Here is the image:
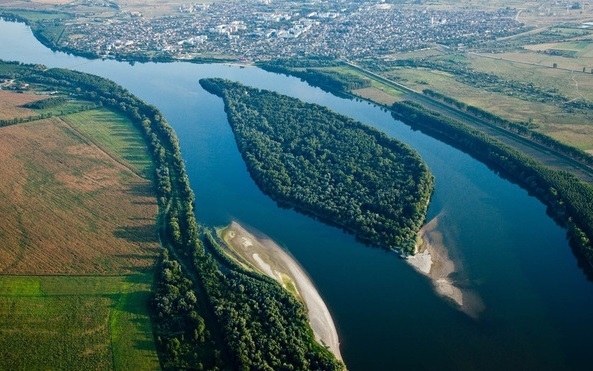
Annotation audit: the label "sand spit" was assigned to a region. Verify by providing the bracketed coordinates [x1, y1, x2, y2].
[406, 214, 484, 318]
[221, 222, 342, 360]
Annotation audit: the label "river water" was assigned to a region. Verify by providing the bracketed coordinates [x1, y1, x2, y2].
[2, 19, 593, 370]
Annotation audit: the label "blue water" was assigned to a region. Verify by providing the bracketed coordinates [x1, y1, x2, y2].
[2, 19, 593, 370]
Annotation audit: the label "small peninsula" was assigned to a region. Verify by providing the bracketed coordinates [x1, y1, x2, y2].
[200, 78, 434, 254]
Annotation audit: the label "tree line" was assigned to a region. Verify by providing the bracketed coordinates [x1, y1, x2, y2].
[259, 60, 371, 95]
[422, 88, 593, 167]
[392, 100, 593, 274]
[22, 96, 67, 109]
[200, 77, 434, 255]
[0, 60, 344, 370]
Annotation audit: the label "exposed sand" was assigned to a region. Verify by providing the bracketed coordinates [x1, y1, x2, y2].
[221, 222, 342, 360]
[406, 214, 484, 318]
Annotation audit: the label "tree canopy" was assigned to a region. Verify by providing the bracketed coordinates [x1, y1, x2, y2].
[1, 60, 344, 370]
[201, 78, 434, 254]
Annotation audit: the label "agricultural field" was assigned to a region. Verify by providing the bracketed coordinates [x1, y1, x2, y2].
[355, 19, 593, 151]
[376, 60, 593, 150]
[0, 90, 48, 120]
[0, 91, 160, 369]
[0, 274, 158, 370]
[324, 66, 405, 106]
[62, 109, 153, 178]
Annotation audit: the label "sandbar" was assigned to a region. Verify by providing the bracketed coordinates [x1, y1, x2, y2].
[221, 221, 342, 360]
[406, 214, 484, 318]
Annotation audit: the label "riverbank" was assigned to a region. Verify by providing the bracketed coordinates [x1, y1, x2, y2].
[221, 221, 342, 360]
[406, 214, 484, 318]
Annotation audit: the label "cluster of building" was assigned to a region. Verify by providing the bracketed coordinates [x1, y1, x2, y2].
[60, 0, 524, 61]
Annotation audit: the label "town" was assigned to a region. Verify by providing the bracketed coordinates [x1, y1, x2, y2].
[59, 0, 525, 61]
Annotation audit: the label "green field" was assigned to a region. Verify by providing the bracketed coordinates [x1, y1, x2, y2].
[0, 274, 159, 370]
[347, 51, 593, 151]
[27, 98, 97, 117]
[62, 108, 153, 178]
[0, 85, 161, 370]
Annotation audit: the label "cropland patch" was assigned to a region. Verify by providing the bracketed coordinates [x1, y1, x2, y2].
[0, 274, 159, 370]
[0, 90, 46, 120]
[0, 90, 160, 369]
[0, 113, 159, 274]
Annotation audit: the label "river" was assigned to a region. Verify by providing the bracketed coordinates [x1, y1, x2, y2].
[2, 19, 593, 370]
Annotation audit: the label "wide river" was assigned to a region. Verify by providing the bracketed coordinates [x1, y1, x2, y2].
[2, 19, 593, 370]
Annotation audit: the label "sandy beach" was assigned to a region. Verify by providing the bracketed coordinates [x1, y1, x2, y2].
[221, 222, 342, 360]
[406, 214, 484, 318]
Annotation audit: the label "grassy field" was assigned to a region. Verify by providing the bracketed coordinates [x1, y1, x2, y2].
[63, 108, 153, 178]
[0, 274, 159, 370]
[348, 41, 593, 150]
[326, 65, 405, 105]
[0, 91, 160, 369]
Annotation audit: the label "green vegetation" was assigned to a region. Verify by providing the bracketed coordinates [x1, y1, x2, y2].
[202, 232, 343, 370]
[391, 100, 593, 273]
[0, 60, 161, 369]
[422, 88, 593, 167]
[260, 60, 372, 96]
[63, 108, 154, 177]
[358, 48, 593, 150]
[1, 61, 343, 369]
[22, 96, 67, 109]
[200, 78, 434, 254]
[0, 274, 159, 370]
[151, 251, 219, 370]
[0, 93, 99, 128]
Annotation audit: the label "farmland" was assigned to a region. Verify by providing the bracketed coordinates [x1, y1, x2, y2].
[0, 275, 158, 370]
[352, 22, 593, 151]
[0, 90, 160, 369]
[0, 90, 46, 120]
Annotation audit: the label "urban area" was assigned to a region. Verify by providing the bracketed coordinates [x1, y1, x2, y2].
[61, 0, 525, 61]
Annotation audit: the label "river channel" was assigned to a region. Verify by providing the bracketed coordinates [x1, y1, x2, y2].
[2, 19, 593, 370]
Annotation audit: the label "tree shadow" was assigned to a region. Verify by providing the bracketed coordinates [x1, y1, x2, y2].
[126, 182, 155, 198]
[114, 224, 158, 243]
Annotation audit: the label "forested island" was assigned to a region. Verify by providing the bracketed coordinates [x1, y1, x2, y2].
[1, 60, 343, 370]
[200, 78, 434, 255]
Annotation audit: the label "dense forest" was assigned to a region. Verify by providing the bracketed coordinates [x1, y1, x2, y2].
[1, 60, 343, 370]
[200, 78, 434, 254]
[259, 60, 371, 95]
[391, 100, 593, 273]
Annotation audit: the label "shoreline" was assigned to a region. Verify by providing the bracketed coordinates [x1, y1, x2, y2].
[406, 214, 484, 318]
[221, 221, 342, 360]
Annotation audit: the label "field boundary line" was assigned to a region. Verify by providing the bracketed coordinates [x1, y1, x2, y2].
[60, 112, 148, 180]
